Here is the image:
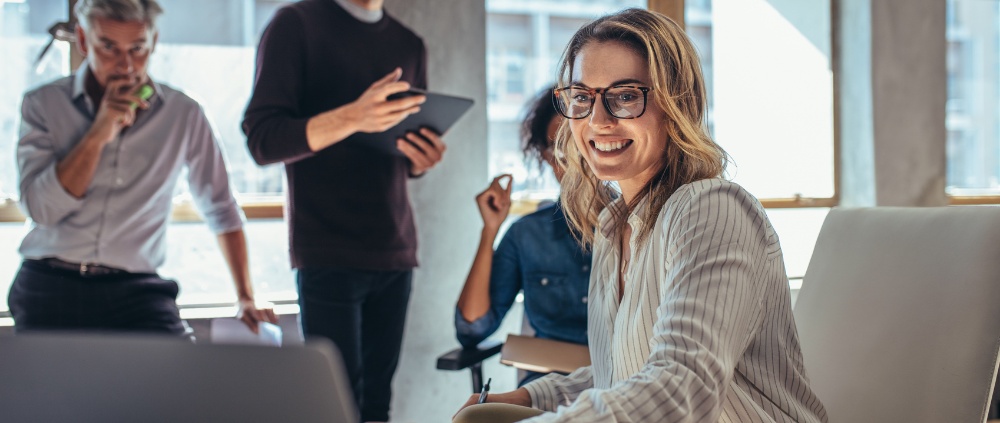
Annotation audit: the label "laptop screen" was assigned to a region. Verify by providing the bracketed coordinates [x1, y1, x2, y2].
[0, 333, 358, 423]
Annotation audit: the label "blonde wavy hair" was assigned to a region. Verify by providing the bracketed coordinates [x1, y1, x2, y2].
[556, 8, 728, 248]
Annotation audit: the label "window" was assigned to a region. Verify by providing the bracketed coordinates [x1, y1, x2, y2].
[0, 0, 71, 219]
[133, 0, 298, 306]
[484, 0, 836, 279]
[0, 1, 298, 312]
[946, 0, 1000, 201]
[689, 0, 834, 201]
[685, 0, 835, 279]
[152, 0, 289, 203]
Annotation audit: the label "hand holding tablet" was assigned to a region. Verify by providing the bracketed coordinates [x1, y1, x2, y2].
[351, 88, 475, 156]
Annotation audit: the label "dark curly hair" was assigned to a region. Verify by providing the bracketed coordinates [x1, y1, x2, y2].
[520, 84, 560, 166]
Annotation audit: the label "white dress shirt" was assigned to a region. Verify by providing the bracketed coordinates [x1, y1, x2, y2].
[522, 179, 828, 422]
[16, 64, 244, 273]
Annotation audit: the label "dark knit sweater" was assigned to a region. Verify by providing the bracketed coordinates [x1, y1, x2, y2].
[243, 0, 427, 270]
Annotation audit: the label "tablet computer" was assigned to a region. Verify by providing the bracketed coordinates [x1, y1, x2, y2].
[349, 89, 475, 156]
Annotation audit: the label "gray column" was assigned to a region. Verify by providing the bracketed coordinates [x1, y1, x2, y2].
[388, 1, 490, 421]
[837, 0, 948, 207]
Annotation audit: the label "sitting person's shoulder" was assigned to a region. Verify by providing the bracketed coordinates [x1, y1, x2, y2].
[507, 201, 562, 233]
[674, 178, 760, 206]
[522, 201, 560, 220]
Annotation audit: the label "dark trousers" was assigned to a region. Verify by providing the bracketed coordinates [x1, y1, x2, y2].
[296, 267, 413, 423]
[7, 260, 187, 335]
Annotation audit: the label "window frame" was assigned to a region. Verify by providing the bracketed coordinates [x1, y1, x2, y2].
[1, 0, 846, 224]
[944, 0, 1000, 206]
[37, 0, 1000, 224]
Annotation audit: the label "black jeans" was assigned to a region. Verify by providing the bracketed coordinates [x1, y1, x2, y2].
[7, 260, 187, 335]
[296, 266, 413, 423]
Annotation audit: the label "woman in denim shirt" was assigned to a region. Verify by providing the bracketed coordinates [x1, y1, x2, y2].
[455, 86, 592, 386]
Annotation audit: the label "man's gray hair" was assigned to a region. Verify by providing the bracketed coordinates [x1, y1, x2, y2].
[75, 0, 163, 31]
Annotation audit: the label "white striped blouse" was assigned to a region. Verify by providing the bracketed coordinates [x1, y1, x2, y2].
[522, 179, 828, 422]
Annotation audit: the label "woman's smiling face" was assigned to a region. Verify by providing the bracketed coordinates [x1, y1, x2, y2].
[568, 40, 668, 202]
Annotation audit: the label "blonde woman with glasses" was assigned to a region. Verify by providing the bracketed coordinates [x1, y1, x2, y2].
[453, 8, 828, 423]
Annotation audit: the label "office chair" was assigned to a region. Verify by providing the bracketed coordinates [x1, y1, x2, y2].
[794, 206, 1000, 422]
[437, 314, 589, 393]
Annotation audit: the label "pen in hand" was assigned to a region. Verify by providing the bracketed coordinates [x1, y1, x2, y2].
[478, 377, 491, 404]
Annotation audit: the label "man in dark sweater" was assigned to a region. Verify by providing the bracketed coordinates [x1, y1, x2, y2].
[242, 0, 445, 421]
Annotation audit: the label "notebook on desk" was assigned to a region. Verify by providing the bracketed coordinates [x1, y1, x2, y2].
[500, 334, 591, 374]
[0, 333, 357, 423]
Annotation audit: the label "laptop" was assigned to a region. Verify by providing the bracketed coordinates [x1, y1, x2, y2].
[0, 333, 358, 423]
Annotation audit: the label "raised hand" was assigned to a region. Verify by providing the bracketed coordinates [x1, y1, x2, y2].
[475, 174, 513, 232]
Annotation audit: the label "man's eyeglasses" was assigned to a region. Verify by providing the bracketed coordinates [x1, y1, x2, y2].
[553, 85, 652, 120]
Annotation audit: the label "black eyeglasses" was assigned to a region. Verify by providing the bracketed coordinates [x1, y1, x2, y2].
[553, 85, 652, 120]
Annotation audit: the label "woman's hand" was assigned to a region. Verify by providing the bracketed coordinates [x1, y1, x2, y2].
[454, 388, 532, 419]
[476, 174, 513, 232]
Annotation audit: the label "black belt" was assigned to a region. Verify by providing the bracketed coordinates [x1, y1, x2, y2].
[30, 258, 129, 276]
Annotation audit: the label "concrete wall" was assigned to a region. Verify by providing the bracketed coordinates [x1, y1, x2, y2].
[387, 1, 498, 421]
[838, 0, 948, 207]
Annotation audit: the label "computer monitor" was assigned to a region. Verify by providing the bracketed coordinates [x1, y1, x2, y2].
[0, 333, 358, 423]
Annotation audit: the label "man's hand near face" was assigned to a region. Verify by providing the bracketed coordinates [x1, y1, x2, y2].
[56, 75, 151, 198]
[88, 76, 150, 144]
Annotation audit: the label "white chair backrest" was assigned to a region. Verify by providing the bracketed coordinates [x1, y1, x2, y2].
[794, 206, 1000, 423]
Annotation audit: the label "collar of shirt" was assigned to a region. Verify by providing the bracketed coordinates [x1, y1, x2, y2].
[332, 0, 383, 23]
[598, 196, 649, 240]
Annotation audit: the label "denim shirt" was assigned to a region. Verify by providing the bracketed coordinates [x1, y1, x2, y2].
[455, 202, 592, 349]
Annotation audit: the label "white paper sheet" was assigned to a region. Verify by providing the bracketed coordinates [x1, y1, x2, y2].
[210, 318, 282, 347]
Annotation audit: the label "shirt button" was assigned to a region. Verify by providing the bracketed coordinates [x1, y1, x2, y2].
[582, 265, 590, 272]
[540, 278, 549, 286]
[582, 297, 588, 304]
[116, 178, 123, 186]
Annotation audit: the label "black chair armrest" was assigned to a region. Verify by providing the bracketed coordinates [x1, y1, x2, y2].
[436, 339, 503, 371]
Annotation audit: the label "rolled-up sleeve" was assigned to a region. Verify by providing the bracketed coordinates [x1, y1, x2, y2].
[454, 306, 498, 349]
[454, 228, 524, 349]
[16, 92, 85, 226]
[184, 105, 244, 235]
[523, 365, 595, 412]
